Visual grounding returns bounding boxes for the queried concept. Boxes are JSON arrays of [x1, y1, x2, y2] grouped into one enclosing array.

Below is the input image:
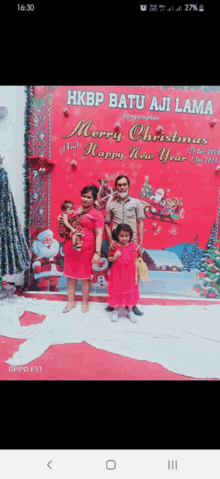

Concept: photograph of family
[[1, 85, 220, 380]]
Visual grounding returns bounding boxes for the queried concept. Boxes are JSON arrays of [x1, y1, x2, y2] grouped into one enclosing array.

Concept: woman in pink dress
[[107, 223, 140, 323], [58, 185, 104, 313]]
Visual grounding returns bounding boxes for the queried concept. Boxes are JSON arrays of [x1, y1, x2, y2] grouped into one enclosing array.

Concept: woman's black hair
[[61, 200, 74, 212], [112, 223, 133, 242], [81, 184, 99, 201], [115, 175, 130, 188]]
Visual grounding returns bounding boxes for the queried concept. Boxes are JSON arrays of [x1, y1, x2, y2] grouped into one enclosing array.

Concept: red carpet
[[0, 293, 219, 380]]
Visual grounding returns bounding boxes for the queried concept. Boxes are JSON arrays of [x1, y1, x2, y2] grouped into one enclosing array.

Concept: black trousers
[[101, 239, 112, 270]]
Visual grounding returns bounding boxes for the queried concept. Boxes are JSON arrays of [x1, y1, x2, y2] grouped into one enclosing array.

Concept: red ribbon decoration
[[27, 156, 55, 173]]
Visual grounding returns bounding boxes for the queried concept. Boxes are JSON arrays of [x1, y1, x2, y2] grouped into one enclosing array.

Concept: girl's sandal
[[81, 304, 89, 313], [62, 301, 77, 313]]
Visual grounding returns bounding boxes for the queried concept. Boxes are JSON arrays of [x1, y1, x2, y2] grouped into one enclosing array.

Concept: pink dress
[[107, 242, 140, 307], [63, 207, 104, 279]]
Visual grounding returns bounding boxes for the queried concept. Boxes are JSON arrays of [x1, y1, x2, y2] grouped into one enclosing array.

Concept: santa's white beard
[[36, 240, 59, 259]]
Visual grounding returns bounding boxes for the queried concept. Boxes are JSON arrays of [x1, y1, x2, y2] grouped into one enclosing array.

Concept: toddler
[[59, 200, 80, 250], [107, 223, 140, 323]]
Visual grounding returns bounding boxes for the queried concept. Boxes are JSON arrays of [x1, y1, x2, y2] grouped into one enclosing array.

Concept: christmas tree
[[207, 223, 216, 250], [0, 274, 16, 299], [198, 249, 210, 272], [140, 175, 153, 198], [181, 245, 190, 272], [0, 164, 31, 277], [190, 235, 200, 269], [197, 223, 216, 271], [193, 239, 220, 298]]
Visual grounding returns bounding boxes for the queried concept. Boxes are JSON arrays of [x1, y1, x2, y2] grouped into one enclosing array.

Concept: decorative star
[[65, 156, 72, 163], [136, 163, 143, 169], [72, 107, 82, 116], [129, 162, 137, 170], [54, 89, 61, 98]]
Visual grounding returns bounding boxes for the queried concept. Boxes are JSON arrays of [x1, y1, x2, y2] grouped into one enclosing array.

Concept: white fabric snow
[[1, 295, 220, 378]]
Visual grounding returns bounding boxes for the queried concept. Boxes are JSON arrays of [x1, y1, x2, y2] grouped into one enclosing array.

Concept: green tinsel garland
[[21, 86, 33, 292]]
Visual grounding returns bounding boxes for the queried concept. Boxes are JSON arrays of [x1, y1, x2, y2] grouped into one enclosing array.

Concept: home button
[[106, 460, 116, 470]]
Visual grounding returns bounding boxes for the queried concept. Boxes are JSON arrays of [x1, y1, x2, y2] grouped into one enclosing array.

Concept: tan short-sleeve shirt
[[105, 196, 145, 243]]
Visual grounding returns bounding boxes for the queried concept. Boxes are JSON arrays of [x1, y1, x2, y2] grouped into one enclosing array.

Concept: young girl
[[60, 200, 81, 250], [107, 223, 140, 323]]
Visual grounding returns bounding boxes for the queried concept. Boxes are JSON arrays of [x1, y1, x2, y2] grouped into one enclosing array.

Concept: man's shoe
[[111, 310, 119, 322], [106, 305, 114, 312], [127, 310, 138, 323], [132, 305, 144, 316]]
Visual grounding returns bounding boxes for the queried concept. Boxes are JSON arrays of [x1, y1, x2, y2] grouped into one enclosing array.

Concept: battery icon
[[199, 4, 204, 10]]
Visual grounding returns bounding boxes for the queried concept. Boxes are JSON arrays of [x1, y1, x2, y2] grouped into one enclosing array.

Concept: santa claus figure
[[31, 229, 63, 292], [91, 257, 109, 286], [148, 188, 166, 215]]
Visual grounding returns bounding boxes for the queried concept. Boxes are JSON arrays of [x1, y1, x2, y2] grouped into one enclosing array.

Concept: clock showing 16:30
[[17, 4, 35, 10]]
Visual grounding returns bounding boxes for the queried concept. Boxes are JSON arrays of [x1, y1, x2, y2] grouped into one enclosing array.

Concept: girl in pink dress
[[107, 223, 140, 323]]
